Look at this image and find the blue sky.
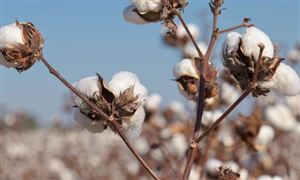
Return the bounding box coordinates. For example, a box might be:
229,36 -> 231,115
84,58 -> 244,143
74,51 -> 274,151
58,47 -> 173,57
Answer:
1,0 -> 299,125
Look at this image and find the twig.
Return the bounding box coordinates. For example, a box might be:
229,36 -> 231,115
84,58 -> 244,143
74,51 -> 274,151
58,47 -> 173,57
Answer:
219,18 -> 253,34
39,56 -> 160,180
195,89 -> 251,143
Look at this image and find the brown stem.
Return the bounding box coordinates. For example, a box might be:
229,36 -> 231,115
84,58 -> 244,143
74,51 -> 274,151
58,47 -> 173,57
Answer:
39,56 -> 160,180
219,22 -> 254,34
195,89 -> 251,143
175,11 -> 204,59
251,44 -> 265,86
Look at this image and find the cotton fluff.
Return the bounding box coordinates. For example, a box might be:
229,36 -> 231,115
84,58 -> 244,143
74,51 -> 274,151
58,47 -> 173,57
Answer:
221,32 -> 242,63
286,93 -> 300,116
123,106 -> 146,140
131,0 -> 162,13
169,133 -> 187,157
220,82 -> 240,105
144,94 -> 162,111
183,41 -> 208,58
205,158 -> 222,175
0,23 -> 24,68
73,109 -> 106,133
241,27 -> 274,61
176,23 -> 199,39
202,110 -> 223,126
123,5 -> 149,24
287,49 -> 300,63
258,63 -> 300,96
265,104 -> 296,131
255,125 -> 275,146
108,71 -> 148,102
72,76 -> 100,113
173,58 -> 198,79
258,175 -> 283,180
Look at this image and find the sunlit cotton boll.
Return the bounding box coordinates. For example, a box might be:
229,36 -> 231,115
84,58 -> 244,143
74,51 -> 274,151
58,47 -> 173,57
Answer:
176,23 -> 200,40
73,108 -> 106,133
131,0 -> 162,13
255,125 -> 275,147
202,110 -> 223,126
265,103 -> 296,131
0,21 -> 44,71
220,82 -> 240,105
184,41 -> 208,58
258,63 -> 300,96
287,49 -> 300,63
241,27 -> 274,61
173,58 -> 198,79
169,133 -> 188,158
108,71 -> 148,139
123,5 -> 149,24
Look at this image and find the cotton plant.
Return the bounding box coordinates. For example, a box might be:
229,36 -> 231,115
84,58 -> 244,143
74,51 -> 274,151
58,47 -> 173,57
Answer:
72,71 -> 148,139
0,21 -> 44,72
221,27 -> 300,96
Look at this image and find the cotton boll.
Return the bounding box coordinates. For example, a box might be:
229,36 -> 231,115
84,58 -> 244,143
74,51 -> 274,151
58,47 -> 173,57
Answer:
123,5 -> 149,24
170,133 -> 187,158
109,71 -> 148,101
173,59 -> 198,79
73,109 -> 106,133
239,169 -> 249,180
72,76 -> 100,110
220,82 -> 240,105
258,63 -> 300,96
221,32 -> 242,63
293,123 -> 300,135
131,0 -> 162,13
272,176 -> 283,180
241,27 -> 274,60
189,166 -> 200,180
176,23 -> 199,39
145,94 -> 162,111
223,161 -> 239,172
265,104 -> 296,131
0,23 -> 24,49
124,106 -> 145,140
286,94 -> 300,117
184,41 -> 208,58
255,125 -> 275,146
206,158 -> 222,175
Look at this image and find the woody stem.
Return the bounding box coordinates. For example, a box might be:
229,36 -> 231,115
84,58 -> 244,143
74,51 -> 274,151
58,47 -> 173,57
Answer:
39,56 -> 160,180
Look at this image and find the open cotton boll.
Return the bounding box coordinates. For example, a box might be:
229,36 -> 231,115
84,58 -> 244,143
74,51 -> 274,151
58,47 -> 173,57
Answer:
255,125 -> 275,146
221,32 -> 242,63
265,104 -> 296,131
183,41 -> 208,58
73,109 -> 105,133
286,94 -> 300,117
287,49 -> 300,63
108,71 -> 148,101
258,175 -> 273,180
123,106 -> 145,140
123,5 -> 149,24
239,169 -> 249,180
223,161 -> 239,172
176,23 -> 199,39
258,63 -> 300,96
293,123 -> 300,135
145,94 -> 162,111
131,0 -> 162,13
189,166 -> 200,180
206,158 -> 223,175
241,27 -> 274,61
134,137 -> 150,155
72,76 -> 100,108
173,58 -> 198,79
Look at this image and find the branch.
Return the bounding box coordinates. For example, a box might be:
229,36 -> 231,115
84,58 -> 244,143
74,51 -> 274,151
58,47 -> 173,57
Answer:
219,18 -> 253,34
39,57 -> 160,180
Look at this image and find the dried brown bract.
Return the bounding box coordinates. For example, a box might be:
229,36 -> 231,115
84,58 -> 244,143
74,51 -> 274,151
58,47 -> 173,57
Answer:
217,166 -> 240,180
